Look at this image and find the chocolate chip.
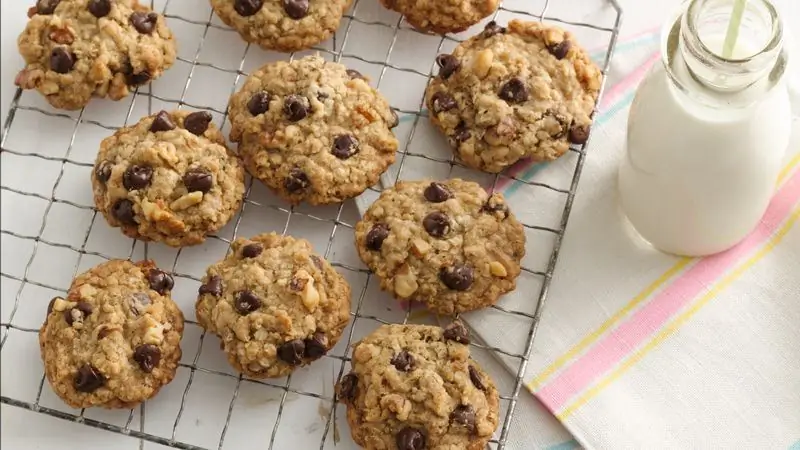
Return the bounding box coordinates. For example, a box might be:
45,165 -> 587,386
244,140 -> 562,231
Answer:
423,182 -> 452,203
133,344 -> 161,373
36,0 -> 61,14
284,168 -> 310,193
278,339 -> 305,365
435,54 -> 460,80
481,196 -> 509,219
282,0 -> 308,19
331,135 -> 359,159
74,364 -> 104,392
126,70 -> 150,86
182,168 -> 213,194
346,69 -> 365,80
423,211 -> 450,238
498,78 -> 529,104
443,321 -> 470,344
184,111 -> 212,136
395,427 -> 426,450
234,290 -> 261,314
390,350 -> 414,372
304,332 -> 328,359
97,326 -> 114,340
199,275 -> 222,296
481,21 -> 506,38
112,199 -> 136,225
547,40 -> 572,60
284,95 -> 309,122
453,121 -> 471,143
123,165 -> 153,191
365,223 -> 389,251
128,292 -> 150,316
468,365 -> 486,390
234,0 -> 263,16
450,404 -> 476,431
147,269 -> 174,294
247,92 -> 271,116
439,263 -> 473,291
389,109 -> 399,129
150,111 -> 176,132
241,243 -> 263,258
88,0 -> 111,18
430,92 -> 457,114
338,373 -> 358,402
50,47 -> 75,74
130,12 -> 158,34
289,276 -> 308,292
568,124 -> 590,145
47,297 -> 58,315
95,161 -> 112,183
65,301 -> 93,325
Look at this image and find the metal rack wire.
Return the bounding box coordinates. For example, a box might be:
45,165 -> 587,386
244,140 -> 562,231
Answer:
0,0 -> 622,448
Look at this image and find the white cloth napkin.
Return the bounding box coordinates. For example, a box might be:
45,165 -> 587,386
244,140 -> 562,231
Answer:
358,0 -> 800,448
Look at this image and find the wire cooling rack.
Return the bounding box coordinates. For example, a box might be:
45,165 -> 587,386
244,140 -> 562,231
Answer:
0,0 -> 621,449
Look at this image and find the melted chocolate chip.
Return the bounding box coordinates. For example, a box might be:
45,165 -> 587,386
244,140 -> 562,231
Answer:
439,263 -> 473,291
199,275 -> 222,296
331,135 -> 359,159
88,0 -> 111,18
395,427 -> 426,450
468,365 -> 486,390
304,332 -> 328,359
112,199 -> 136,225
123,165 -> 153,191
442,321 -> 470,344
65,300 -> 93,326
36,0 -> 61,15
247,92 -> 271,116
547,40 -> 572,60
278,339 -> 305,365
390,350 -> 414,372
234,0 -> 263,16
389,109 -> 399,129
47,297 -> 58,315
183,168 -> 213,194
95,161 -> 112,183
568,124 -> 590,145
435,54 -> 460,80
284,168 -> 310,193
430,92 -> 457,114
282,0 -> 309,19
284,95 -> 309,122
184,111 -> 212,136
133,344 -> 161,373
128,292 -> 150,316
365,223 -> 389,251
481,196 -> 509,219
453,121 -> 471,143
234,290 -> 261,314
422,211 -> 450,238
450,404 -> 476,431
130,11 -> 158,34
97,326 -> 114,340
150,110 -> 176,132
338,373 -> 358,402
346,69 -> 365,80
423,182 -> 452,203
126,70 -> 150,86
147,269 -> 174,294
498,78 -> 529,104
50,47 -> 75,74
481,20 -> 506,38
241,243 -> 263,258
74,364 -> 104,392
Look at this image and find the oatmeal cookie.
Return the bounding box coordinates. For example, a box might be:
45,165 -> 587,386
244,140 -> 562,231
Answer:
228,55 -> 398,205
16,0 -> 176,110
336,323 -> 500,450
425,20 -> 603,173
39,259 -> 184,409
355,179 -> 525,315
195,233 -> 352,378
92,109 -> 246,247
379,0 -> 499,34
210,0 -> 352,52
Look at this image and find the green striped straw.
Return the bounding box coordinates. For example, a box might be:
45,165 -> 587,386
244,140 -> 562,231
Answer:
722,0 -> 748,59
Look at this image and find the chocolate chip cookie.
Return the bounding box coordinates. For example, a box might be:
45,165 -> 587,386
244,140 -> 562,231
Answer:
379,0 -> 499,34
336,323 -> 499,450
210,0 -> 352,52
195,233 -> 351,378
92,110 -> 246,247
355,179 -> 525,315
16,0 -> 176,110
39,259 -> 184,409
228,55 -> 398,205
425,20 -> 603,173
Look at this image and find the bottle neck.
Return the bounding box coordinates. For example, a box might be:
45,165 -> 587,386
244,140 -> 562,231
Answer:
678,0 -> 783,93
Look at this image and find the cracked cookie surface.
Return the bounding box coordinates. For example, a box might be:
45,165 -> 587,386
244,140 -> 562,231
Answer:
210,0 -> 352,52
16,0 -> 176,110
39,259 -> 184,409
336,323 -> 499,450
355,179 -> 525,315
425,20 -> 602,173
92,109 -> 246,247
228,55 -> 398,205
195,233 -> 352,378
379,0 -> 499,34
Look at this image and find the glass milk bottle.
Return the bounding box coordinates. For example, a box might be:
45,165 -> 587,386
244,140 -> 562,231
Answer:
619,0 -> 792,256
